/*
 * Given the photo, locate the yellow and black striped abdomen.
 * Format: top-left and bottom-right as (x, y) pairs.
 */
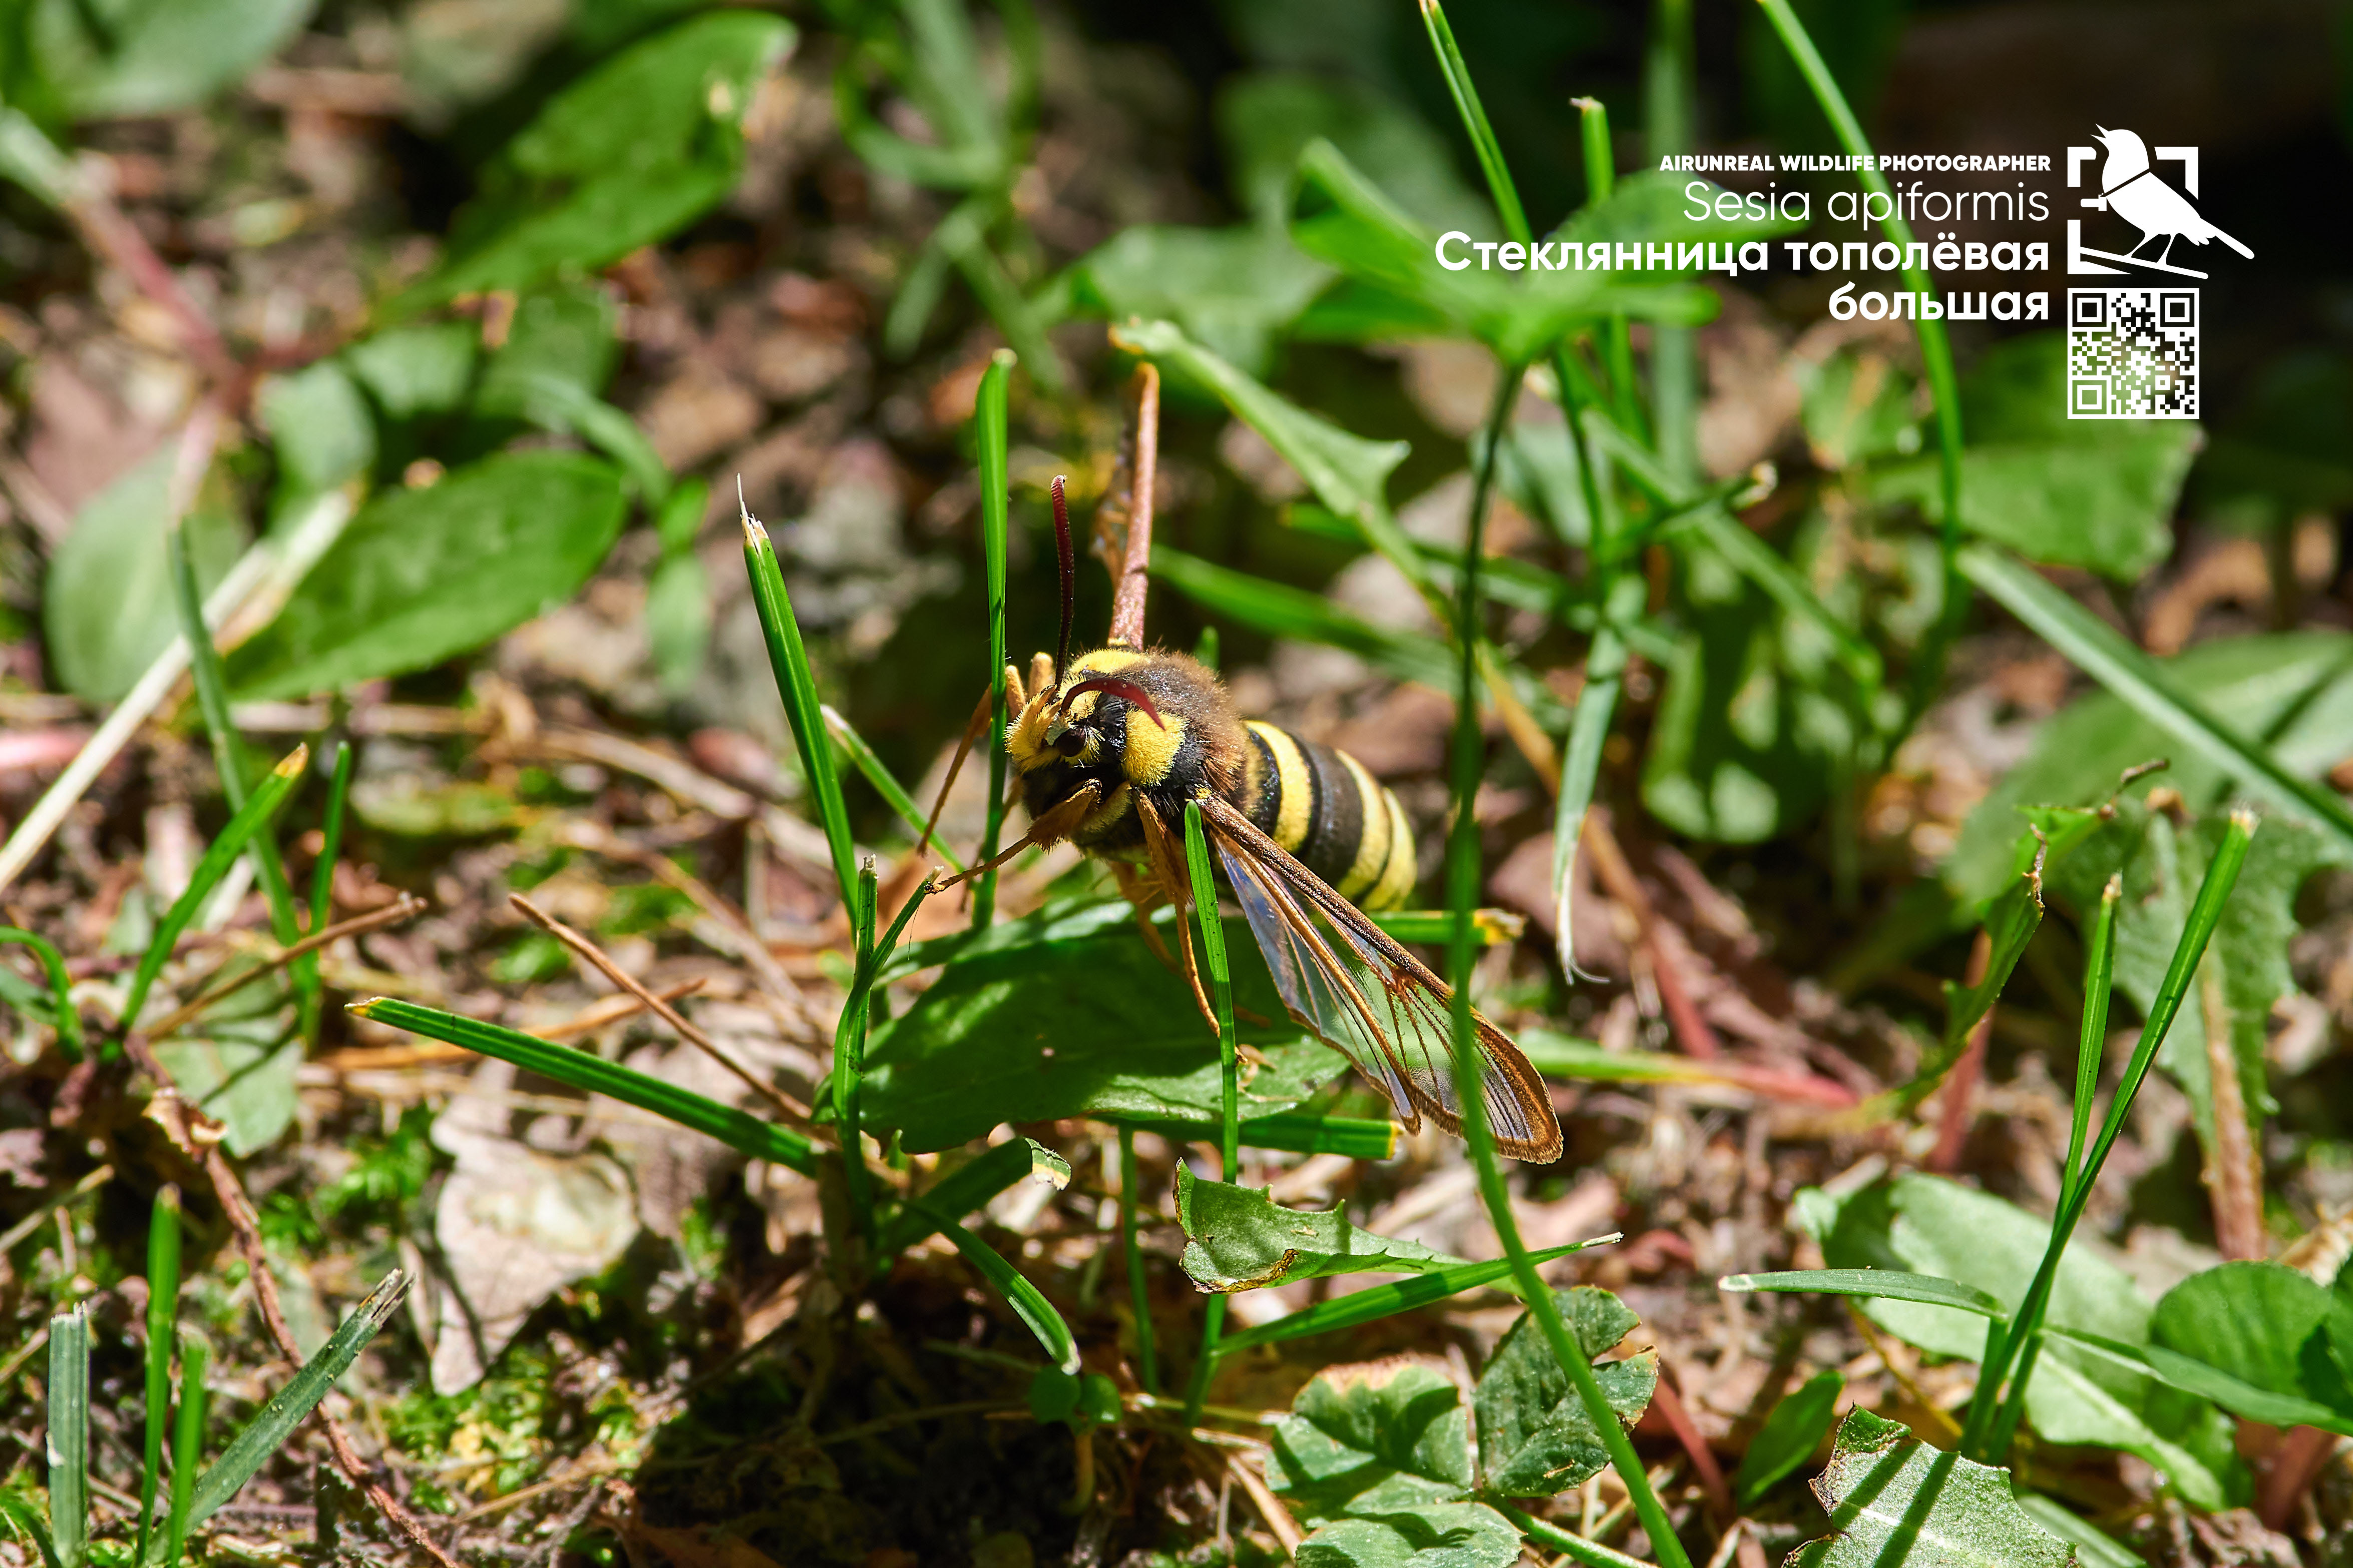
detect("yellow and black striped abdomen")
(1232, 721), (1416, 910)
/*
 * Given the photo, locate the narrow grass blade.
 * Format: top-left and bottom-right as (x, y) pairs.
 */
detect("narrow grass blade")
(1119, 1127), (1157, 1394)
(186, 1271), (405, 1531)
(835, 864), (880, 1242)
(1642, 0), (1698, 485)
(1550, 624), (1625, 981)
(0, 928), (80, 1061)
(1120, 1112), (1397, 1161)
(134, 1187), (182, 1563)
(972, 348), (1015, 929)
(741, 501), (859, 912)
(1961, 545), (2353, 848)
(0, 1488), (58, 1568)
(1755, 0), (1964, 672)
(823, 706), (964, 872)
(1499, 1501), (1658, 1568)
(349, 998), (815, 1176)
(1214, 1238), (1614, 1356)
(877, 1136), (1045, 1256)
(1179, 801), (1239, 1175)
(1366, 909), (1520, 947)
(308, 741), (354, 937)
(926, 1210), (1078, 1374)
(1416, 0), (1528, 246)
(1574, 96), (1640, 431)
(1898, 853), (2043, 1111)
(159, 1333), (203, 1568)
(2061, 876), (2121, 1208)
(168, 522), (306, 965)
(121, 746), (307, 1031)
(46, 1309), (87, 1568)
(1965, 811), (2254, 1459)
(1718, 1269), (2009, 1320)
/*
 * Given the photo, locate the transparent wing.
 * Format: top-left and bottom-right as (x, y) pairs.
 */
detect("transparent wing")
(1205, 802), (1559, 1162)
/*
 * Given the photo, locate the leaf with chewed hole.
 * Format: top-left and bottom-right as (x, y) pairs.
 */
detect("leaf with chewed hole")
(1473, 1286), (1657, 1497)
(1790, 1408), (2074, 1567)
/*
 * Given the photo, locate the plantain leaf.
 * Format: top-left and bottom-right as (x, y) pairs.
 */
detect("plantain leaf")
(1176, 1166), (1463, 1292)
(2149, 1261), (2353, 1423)
(1473, 1286), (1657, 1497)
(1790, 1408), (2075, 1567)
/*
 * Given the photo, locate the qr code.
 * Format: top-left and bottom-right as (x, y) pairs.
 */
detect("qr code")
(2067, 288), (2198, 418)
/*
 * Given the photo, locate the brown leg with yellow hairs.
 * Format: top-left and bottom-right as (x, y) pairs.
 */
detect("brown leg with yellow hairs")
(1109, 861), (1184, 976)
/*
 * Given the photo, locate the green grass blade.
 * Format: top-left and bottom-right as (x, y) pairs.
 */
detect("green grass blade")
(134, 1187), (182, 1563)
(1416, 0), (1528, 246)
(168, 523), (306, 968)
(1179, 798), (1241, 1425)
(1120, 1112), (1397, 1161)
(1119, 1127), (1157, 1394)
(740, 500), (859, 913)
(1573, 96), (1640, 431)
(1960, 545), (2353, 848)
(46, 1309), (87, 1568)
(308, 741), (353, 938)
(824, 706), (965, 872)
(1550, 622), (1625, 981)
(1499, 1500), (1659, 1568)
(836, 863), (880, 1242)
(972, 348), (1016, 929)
(159, 1333), (203, 1568)
(1213, 1238), (1614, 1356)
(876, 1136), (1041, 1256)
(1964, 811), (2254, 1460)
(1754, 0), (1964, 682)
(1179, 802), (1239, 1175)
(2062, 876), (2121, 1208)
(349, 998), (815, 1176)
(1718, 1268), (2009, 1320)
(185, 1272), (405, 1532)
(0, 1489), (59, 1568)
(1897, 855), (2043, 1112)
(121, 746), (308, 1032)
(0, 928), (81, 1061)
(925, 1210), (1078, 1374)
(1642, 0), (1698, 486)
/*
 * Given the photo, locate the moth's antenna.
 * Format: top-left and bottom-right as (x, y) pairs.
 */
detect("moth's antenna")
(1051, 473), (1075, 686)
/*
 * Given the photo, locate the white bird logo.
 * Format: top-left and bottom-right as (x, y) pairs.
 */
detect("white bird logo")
(2083, 127), (2252, 268)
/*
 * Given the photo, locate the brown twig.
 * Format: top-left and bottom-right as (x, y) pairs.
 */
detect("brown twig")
(1648, 1368), (1733, 1523)
(1580, 811), (1721, 1060)
(508, 893), (814, 1126)
(1105, 363), (1159, 649)
(2199, 963), (2266, 1260)
(1928, 929), (1994, 1174)
(2255, 1423), (2342, 1531)
(62, 174), (237, 389)
(142, 895), (427, 1040)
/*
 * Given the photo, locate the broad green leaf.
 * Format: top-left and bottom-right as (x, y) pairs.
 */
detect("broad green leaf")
(1176, 1166), (1462, 1292)
(1473, 1287), (1657, 1497)
(2011, 1493), (2145, 1568)
(1288, 142), (1715, 363)
(42, 450), (246, 703)
(477, 282), (622, 403)
(155, 1017), (300, 1158)
(1293, 1503), (1524, 1568)
(2150, 1261), (2353, 1419)
(1867, 335), (2198, 580)
(37, 0), (312, 119)
(226, 451), (628, 699)
(1945, 631), (2353, 905)
(343, 323), (478, 418)
(1793, 1174), (2239, 1507)
(2035, 798), (2346, 1159)
(257, 360), (375, 498)
(1732, 1368), (1841, 1506)
(1269, 1359), (1473, 1519)
(411, 13), (794, 305)
(862, 901), (1346, 1151)
(1790, 1408), (2074, 1568)
(1641, 588), (1838, 844)
(1049, 223), (1331, 377)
